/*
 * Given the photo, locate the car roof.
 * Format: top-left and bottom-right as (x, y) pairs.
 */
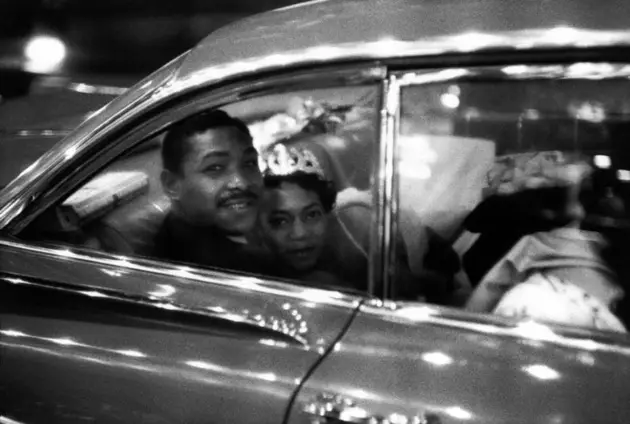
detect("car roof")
(173, 0), (630, 85)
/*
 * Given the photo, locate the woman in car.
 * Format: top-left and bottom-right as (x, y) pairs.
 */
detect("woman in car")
(257, 143), (352, 288)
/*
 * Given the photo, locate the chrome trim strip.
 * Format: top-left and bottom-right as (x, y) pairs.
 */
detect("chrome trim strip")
(0, 274), (308, 347)
(363, 301), (630, 355)
(66, 82), (128, 96)
(0, 65), (386, 232)
(0, 238), (363, 309)
(0, 129), (72, 138)
(368, 78), (390, 297)
(384, 75), (401, 300)
(170, 28), (630, 98)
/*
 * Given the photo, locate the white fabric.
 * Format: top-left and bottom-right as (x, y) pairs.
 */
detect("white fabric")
(494, 273), (626, 333)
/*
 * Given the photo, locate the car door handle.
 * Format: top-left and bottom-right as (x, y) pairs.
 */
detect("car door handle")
(303, 393), (441, 424)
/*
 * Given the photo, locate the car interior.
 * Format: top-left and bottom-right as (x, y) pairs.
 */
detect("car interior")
(18, 77), (630, 329)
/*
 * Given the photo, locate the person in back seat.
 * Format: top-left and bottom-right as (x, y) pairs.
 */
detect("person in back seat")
(257, 144), (356, 288)
(153, 109), (272, 274)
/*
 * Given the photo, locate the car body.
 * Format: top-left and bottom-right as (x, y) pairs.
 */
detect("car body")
(2, 0), (630, 423)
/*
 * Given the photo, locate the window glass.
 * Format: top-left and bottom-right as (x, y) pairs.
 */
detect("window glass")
(396, 71), (630, 334)
(22, 85), (380, 294)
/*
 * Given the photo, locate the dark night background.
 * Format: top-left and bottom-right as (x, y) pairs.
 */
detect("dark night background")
(0, 0), (304, 97)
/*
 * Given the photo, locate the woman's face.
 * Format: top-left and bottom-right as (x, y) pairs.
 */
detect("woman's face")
(260, 181), (328, 272)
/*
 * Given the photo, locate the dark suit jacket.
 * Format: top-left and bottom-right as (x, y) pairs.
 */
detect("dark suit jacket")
(151, 212), (273, 276)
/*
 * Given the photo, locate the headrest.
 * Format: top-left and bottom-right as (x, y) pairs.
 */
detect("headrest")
(94, 195), (171, 256)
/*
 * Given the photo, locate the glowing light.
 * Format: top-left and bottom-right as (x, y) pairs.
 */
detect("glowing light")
(172, 267), (194, 278)
(523, 364), (561, 380)
(116, 349), (146, 358)
(156, 303), (180, 311)
(454, 32), (501, 52)
(523, 109), (540, 120)
(548, 26), (580, 45)
(148, 284), (176, 298)
(259, 339), (288, 348)
(502, 65), (530, 75)
(440, 92), (460, 109)
(445, 406), (473, 420)
(57, 248), (76, 258)
(617, 169), (630, 181)
(395, 305), (436, 320)
(81, 290), (108, 298)
(101, 269), (124, 278)
(0, 415), (26, 424)
(0, 330), (26, 337)
(422, 351), (454, 367)
(64, 145), (77, 159)
(24, 35), (67, 73)
(186, 360), (220, 371)
(259, 372), (278, 382)
(514, 320), (557, 340)
(594, 155), (612, 169)
(51, 337), (80, 346)
(401, 68), (469, 85)
(339, 406), (369, 422)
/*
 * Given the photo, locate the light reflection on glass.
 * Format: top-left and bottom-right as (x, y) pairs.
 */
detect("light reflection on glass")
(548, 26), (580, 44)
(513, 320), (557, 341)
(395, 305), (436, 321)
(577, 352), (596, 366)
(401, 68), (469, 85)
(172, 267), (194, 279)
(111, 257), (132, 268)
(0, 414), (26, 424)
(148, 284), (176, 298)
(523, 364), (561, 380)
(4, 277), (27, 285)
(116, 349), (147, 358)
(445, 406), (473, 420)
(101, 268), (125, 278)
(594, 155), (612, 169)
(422, 351), (454, 367)
(259, 372), (278, 382)
(259, 338), (289, 348)
(81, 290), (108, 298)
(0, 329), (26, 337)
(57, 248), (76, 258)
(64, 146), (78, 160)
(502, 65), (530, 75)
(339, 406), (369, 422)
(617, 169), (630, 181)
(156, 303), (180, 311)
(49, 337), (82, 346)
(455, 32), (501, 52)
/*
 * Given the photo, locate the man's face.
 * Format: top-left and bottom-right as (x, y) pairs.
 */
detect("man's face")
(165, 126), (263, 234)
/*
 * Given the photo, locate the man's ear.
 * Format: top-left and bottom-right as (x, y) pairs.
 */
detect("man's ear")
(161, 169), (181, 200)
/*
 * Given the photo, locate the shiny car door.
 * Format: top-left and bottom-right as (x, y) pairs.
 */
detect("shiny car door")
(288, 62), (630, 424)
(0, 237), (362, 423)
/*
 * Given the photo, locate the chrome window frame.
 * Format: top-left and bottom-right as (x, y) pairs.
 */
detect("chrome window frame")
(384, 61), (630, 300)
(1, 63), (388, 298)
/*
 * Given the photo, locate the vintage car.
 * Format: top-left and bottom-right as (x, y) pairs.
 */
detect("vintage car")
(2, 0), (630, 422)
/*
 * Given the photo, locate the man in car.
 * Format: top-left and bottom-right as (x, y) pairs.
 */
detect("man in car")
(153, 109), (272, 274)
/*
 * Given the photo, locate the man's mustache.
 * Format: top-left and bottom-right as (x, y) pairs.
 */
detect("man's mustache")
(217, 189), (259, 206)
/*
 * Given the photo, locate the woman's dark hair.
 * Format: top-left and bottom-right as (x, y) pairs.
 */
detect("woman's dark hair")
(264, 171), (337, 213)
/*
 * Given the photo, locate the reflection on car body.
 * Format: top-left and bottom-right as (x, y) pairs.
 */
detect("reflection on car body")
(2, 0), (630, 423)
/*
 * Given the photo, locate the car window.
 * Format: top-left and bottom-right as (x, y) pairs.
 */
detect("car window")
(20, 84), (380, 293)
(394, 66), (630, 334)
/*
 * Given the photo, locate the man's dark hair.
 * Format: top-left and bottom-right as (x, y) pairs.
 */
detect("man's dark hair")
(264, 171), (337, 213)
(161, 109), (252, 174)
